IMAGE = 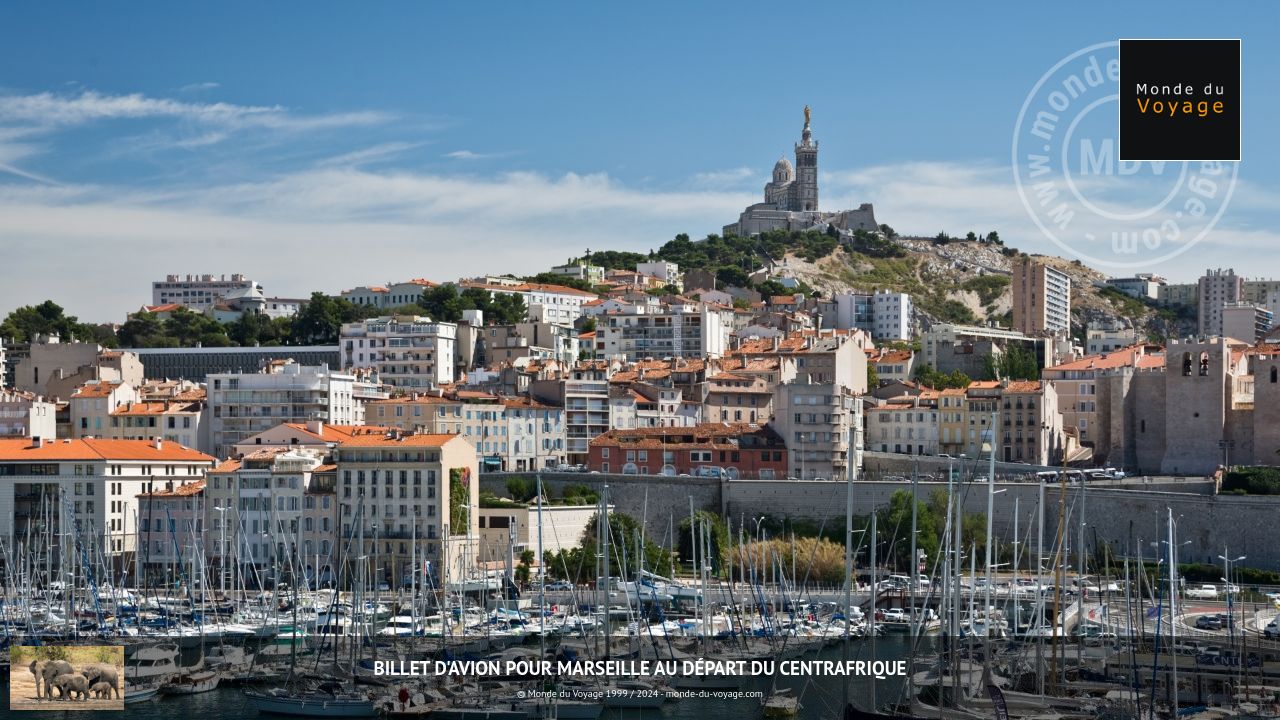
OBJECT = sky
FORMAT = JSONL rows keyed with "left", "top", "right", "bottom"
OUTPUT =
{"left": 1, "top": 2, "right": 1277, "bottom": 323}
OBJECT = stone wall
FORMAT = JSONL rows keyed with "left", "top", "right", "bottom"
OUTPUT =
{"left": 481, "top": 471, "right": 1272, "bottom": 568}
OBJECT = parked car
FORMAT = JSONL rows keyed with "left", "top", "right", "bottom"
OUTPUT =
{"left": 881, "top": 608, "right": 907, "bottom": 622}
{"left": 1195, "top": 615, "right": 1223, "bottom": 630}
{"left": 1264, "top": 618, "right": 1279, "bottom": 639}
{"left": 544, "top": 580, "right": 573, "bottom": 591}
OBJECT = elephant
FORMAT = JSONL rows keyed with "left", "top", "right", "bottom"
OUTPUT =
{"left": 81, "top": 664, "right": 122, "bottom": 699}
{"left": 91, "top": 681, "right": 114, "bottom": 699}
{"left": 29, "top": 660, "right": 75, "bottom": 701}
{"left": 53, "top": 672, "right": 90, "bottom": 701}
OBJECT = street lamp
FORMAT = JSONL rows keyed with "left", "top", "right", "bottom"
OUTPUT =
{"left": 1217, "top": 552, "right": 1246, "bottom": 646}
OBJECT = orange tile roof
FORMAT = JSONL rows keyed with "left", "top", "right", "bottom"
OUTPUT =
{"left": 142, "top": 303, "right": 183, "bottom": 313}
{"left": 111, "top": 401, "right": 200, "bottom": 416}
{"left": 279, "top": 423, "right": 396, "bottom": 442}
{"left": 1004, "top": 380, "right": 1043, "bottom": 393}
{"left": 139, "top": 479, "right": 206, "bottom": 498}
{"left": 209, "top": 458, "right": 243, "bottom": 473}
{"left": 0, "top": 438, "right": 213, "bottom": 462}
{"left": 875, "top": 350, "right": 913, "bottom": 364}
{"left": 1045, "top": 344, "right": 1165, "bottom": 373}
{"left": 337, "top": 432, "right": 458, "bottom": 448}
{"left": 313, "top": 463, "right": 338, "bottom": 473}
{"left": 72, "top": 382, "right": 122, "bottom": 399}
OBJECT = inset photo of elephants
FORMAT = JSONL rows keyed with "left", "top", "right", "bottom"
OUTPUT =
{"left": 10, "top": 645, "right": 124, "bottom": 711}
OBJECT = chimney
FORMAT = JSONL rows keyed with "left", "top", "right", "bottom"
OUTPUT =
{"left": 307, "top": 419, "right": 325, "bottom": 436}
{"left": 32, "top": 436, "right": 44, "bottom": 448}
{"left": 772, "top": 336, "right": 780, "bottom": 352}
{"left": 152, "top": 437, "right": 163, "bottom": 451}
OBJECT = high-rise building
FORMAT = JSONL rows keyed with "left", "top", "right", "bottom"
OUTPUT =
{"left": 1197, "top": 268, "right": 1244, "bottom": 337}
{"left": 1012, "top": 257, "right": 1071, "bottom": 336}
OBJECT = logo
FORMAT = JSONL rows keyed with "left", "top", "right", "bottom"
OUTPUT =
{"left": 1012, "top": 41, "right": 1237, "bottom": 269}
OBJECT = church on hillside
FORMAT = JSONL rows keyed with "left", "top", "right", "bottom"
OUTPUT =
{"left": 723, "top": 106, "right": 879, "bottom": 238}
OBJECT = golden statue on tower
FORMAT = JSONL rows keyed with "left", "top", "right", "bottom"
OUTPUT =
{"left": 804, "top": 105, "right": 811, "bottom": 125}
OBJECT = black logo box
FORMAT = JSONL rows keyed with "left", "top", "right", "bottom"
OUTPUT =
{"left": 1119, "top": 39, "right": 1240, "bottom": 162}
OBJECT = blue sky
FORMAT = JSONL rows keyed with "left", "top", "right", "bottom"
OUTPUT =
{"left": 1, "top": 2, "right": 1277, "bottom": 321}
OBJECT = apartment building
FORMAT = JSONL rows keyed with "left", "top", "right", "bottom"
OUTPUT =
{"left": 0, "top": 388, "right": 56, "bottom": 439}
{"left": 1012, "top": 257, "right": 1071, "bottom": 336}
{"left": 16, "top": 341, "right": 144, "bottom": 400}
{"left": 1198, "top": 268, "right": 1244, "bottom": 337}
{"left": 770, "top": 380, "right": 862, "bottom": 481}
{"left": 340, "top": 315, "right": 457, "bottom": 389}
{"left": 733, "top": 331, "right": 870, "bottom": 394}
{"left": 867, "top": 393, "right": 939, "bottom": 456}
{"left": 594, "top": 302, "right": 730, "bottom": 362}
{"left": 0, "top": 437, "right": 214, "bottom": 570}
{"left": 152, "top": 273, "right": 258, "bottom": 311}
{"left": 366, "top": 392, "right": 567, "bottom": 472}
{"left": 997, "top": 380, "right": 1063, "bottom": 465}
{"left": 530, "top": 364, "right": 612, "bottom": 465}
{"left": 1221, "top": 302, "right": 1273, "bottom": 343}
{"left": 458, "top": 321, "right": 579, "bottom": 370}
{"left": 703, "top": 372, "right": 773, "bottom": 424}
{"left": 334, "top": 431, "right": 478, "bottom": 588}
{"left": 339, "top": 279, "right": 438, "bottom": 309}
{"left": 587, "top": 423, "right": 787, "bottom": 479}
{"left": 208, "top": 362, "right": 364, "bottom": 458}
{"left": 135, "top": 479, "right": 206, "bottom": 583}
{"left": 204, "top": 448, "right": 329, "bottom": 587}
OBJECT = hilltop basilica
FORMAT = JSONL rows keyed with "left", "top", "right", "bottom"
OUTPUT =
{"left": 723, "top": 106, "right": 880, "bottom": 238}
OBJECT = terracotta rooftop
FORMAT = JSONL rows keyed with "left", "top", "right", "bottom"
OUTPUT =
{"left": 0, "top": 438, "right": 213, "bottom": 462}
{"left": 138, "top": 479, "right": 206, "bottom": 498}
{"left": 72, "top": 382, "right": 122, "bottom": 399}
{"left": 337, "top": 432, "right": 458, "bottom": 448}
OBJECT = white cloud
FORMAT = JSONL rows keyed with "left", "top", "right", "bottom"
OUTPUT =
{"left": 0, "top": 90, "right": 393, "bottom": 133}
{"left": 179, "top": 82, "right": 221, "bottom": 92}
{"left": 319, "top": 142, "right": 424, "bottom": 168}
{"left": 688, "top": 167, "right": 758, "bottom": 190}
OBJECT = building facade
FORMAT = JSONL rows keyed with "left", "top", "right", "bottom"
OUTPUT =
{"left": 340, "top": 315, "right": 458, "bottom": 389}
{"left": 152, "top": 274, "right": 258, "bottom": 311}
{"left": 1012, "top": 257, "right": 1071, "bottom": 336}
{"left": 208, "top": 362, "right": 363, "bottom": 458}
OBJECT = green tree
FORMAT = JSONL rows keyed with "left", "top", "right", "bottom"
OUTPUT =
{"left": 291, "top": 292, "right": 349, "bottom": 344}
{"left": 678, "top": 511, "right": 730, "bottom": 576}
{"left": 875, "top": 490, "right": 942, "bottom": 572}
{"left": 867, "top": 363, "right": 880, "bottom": 389}
{"left": 0, "top": 300, "right": 98, "bottom": 343}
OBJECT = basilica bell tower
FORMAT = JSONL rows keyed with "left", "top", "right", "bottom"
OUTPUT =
{"left": 793, "top": 105, "right": 819, "bottom": 212}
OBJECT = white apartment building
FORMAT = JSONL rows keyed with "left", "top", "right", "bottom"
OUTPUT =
{"left": 366, "top": 393, "right": 567, "bottom": 472}
{"left": 205, "top": 448, "right": 328, "bottom": 584}
{"left": 867, "top": 397, "right": 940, "bottom": 456}
{"left": 596, "top": 303, "right": 730, "bottom": 361}
{"left": 152, "top": 274, "right": 259, "bottom": 311}
{"left": 1085, "top": 322, "right": 1138, "bottom": 355}
{"left": 530, "top": 365, "right": 611, "bottom": 464}
{"left": 208, "top": 362, "right": 362, "bottom": 458}
{"left": 0, "top": 437, "right": 214, "bottom": 567}
{"left": 339, "top": 279, "right": 438, "bottom": 309}
{"left": 871, "top": 290, "right": 913, "bottom": 341}
{"left": 0, "top": 389, "right": 56, "bottom": 439}
{"left": 340, "top": 316, "right": 457, "bottom": 389}
{"left": 635, "top": 261, "right": 681, "bottom": 286}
